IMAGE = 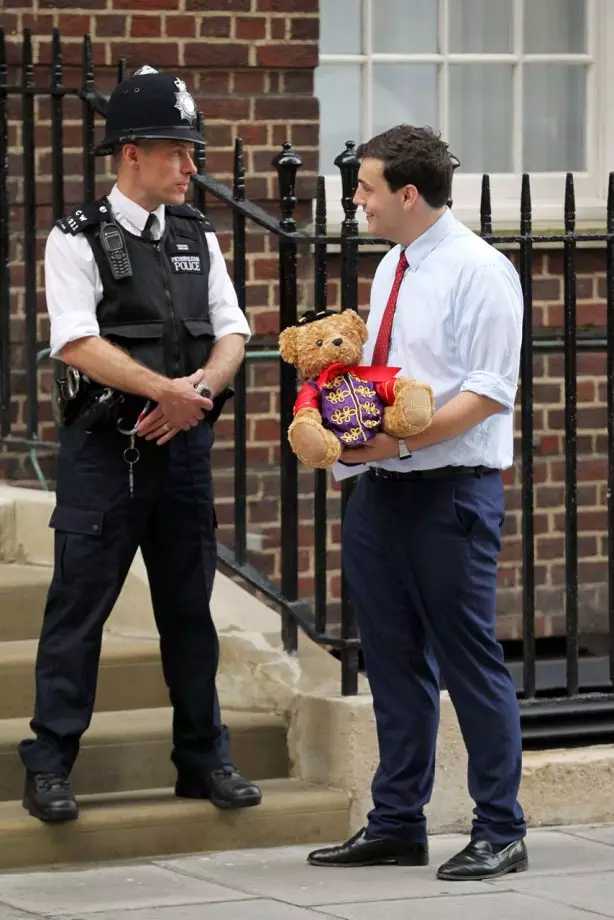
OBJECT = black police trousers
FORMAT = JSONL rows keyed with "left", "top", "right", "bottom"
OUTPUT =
{"left": 18, "top": 416, "right": 230, "bottom": 777}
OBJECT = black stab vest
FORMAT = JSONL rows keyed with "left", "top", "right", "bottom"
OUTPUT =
{"left": 56, "top": 199, "right": 215, "bottom": 378}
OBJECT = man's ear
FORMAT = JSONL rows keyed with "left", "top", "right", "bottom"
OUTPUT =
{"left": 402, "top": 184, "right": 419, "bottom": 208}
{"left": 341, "top": 309, "right": 369, "bottom": 345}
{"left": 279, "top": 326, "right": 299, "bottom": 364}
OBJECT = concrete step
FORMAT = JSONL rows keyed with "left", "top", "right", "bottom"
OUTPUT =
{"left": 0, "top": 708, "right": 290, "bottom": 801}
{"left": 0, "top": 780, "right": 349, "bottom": 871}
{"left": 0, "top": 636, "right": 168, "bottom": 720}
{"left": 0, "top": 565, "right": 50, "bottom": 641}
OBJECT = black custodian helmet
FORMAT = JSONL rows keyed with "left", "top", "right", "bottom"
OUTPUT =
{"left": 94, "top": 65, "right": 205, "bottom": 156}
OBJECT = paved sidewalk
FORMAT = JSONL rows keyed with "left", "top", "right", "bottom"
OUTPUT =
{"left": 1, "top": 825, "right": 614, "bottom": 918}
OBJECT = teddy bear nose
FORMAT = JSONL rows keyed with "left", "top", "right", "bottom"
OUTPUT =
{"left": 332, "top": 337, "right": 343, "bottom": 346}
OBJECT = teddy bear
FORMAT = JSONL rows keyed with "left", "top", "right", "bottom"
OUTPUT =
{"left": 278, "top": 308, "right": 435, "bottom": 469}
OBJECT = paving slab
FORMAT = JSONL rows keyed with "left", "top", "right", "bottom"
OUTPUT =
{"left": 0, "top": 864, "right": 253, "bottom": 916}
{"left": 157, "top": 843, "right": 485, "bottom": 906}
{"left": 0, "top": 908, "right": 43, "bottom": 920}
{"left": 557, "top": 823, "right": 614, "bottom": 847}
{"left": 56, "top": 903, "right": 326, "bottom": 920}
{"left": 488, "top": 870, "right": 614, "bottom": 917}
{"left": 314, "top": 891, "right": 603, "bottom": 920}
{"left": 487, "top": 828, "right": 614, "bottom": 877}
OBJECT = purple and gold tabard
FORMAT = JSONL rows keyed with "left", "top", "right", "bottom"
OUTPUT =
{"left": 321, "top": 373, "right": 384, "bottom": 445}
{"left": 294, "top": 362, "right": 401, "bottom": 447}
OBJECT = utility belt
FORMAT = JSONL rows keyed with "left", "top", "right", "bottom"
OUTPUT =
{"left": 52, "top": 360, "right": 232, "bottom": 433}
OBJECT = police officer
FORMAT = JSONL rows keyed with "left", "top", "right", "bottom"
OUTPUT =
{"left": 18, "top": 67, "right": 261, "bottom": 822}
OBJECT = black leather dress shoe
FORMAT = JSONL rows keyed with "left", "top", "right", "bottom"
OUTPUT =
{"left": 436, "top": 838, "right": 528, "bottom": 881}
{"left": 23, "top": 772, "right": 79, "bottom": 823}
{"left": 308, "top": 827, "right": 429, "bottom": 867}
{"left": 175, "top": 766, "right": 262, "bottom": 810}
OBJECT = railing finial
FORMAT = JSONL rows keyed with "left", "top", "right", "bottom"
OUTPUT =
{"left": 607, "top": 173, "right": 614, "bottom": 235}
{"left": 520, "top": 173, "right": 532, "bottom": 237}
{"left": 479, "top": 174, "right": 492, "bottom": 237}
{"left": 273, "top": 140, "right": 303, "bottom": 231}
{"left": 564, "top": 172, "right": 576, "bottom": 234}
{"left": 334, "top": 140, "right": 360, "bottom": 224}
{"left": 82, "top": 34, "right": 94, "bottom": 91}
{"left": 233, "top": 137, "right": 246, "bottom": 203}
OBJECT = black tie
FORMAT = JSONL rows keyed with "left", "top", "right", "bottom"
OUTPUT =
{"left": 142, "top": 213, "right": 156, "bottom": 241}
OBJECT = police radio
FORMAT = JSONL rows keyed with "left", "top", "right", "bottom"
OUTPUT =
{"left": 100, "top": 222, "right": 133, "bottom": 280}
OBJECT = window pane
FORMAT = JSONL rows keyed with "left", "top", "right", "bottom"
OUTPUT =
{"left": 372, "top": 65, "right": 438, "bottom": 138}
{"left": 449, "top": 0, "right": 513, "bottom": 53}
{"left": 372, "top": 0, "right": 438, "bottom": 54}
{"left": 449, "top": 65, "right": 513, "bottom": 172}
{"left": 316, "top": 64, "right": 363, "bottom": 172}
{"left": 320, "top": 0, "right": 362, "bottom": 54}
{"left": 523, "top": 64, "right": 586, "bottom": 171}
{"left": 524, "top": 0, "right": 586, "bottom": 53}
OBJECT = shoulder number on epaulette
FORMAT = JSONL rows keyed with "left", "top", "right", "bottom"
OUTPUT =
{"left": 55, "top": 199, "right": 110, "bottom": 235}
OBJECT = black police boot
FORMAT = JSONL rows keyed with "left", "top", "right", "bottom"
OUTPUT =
{"left": 175, "top": 765, "right": 262, "bottom": 810}
{"left": 23, "top": 771, "right": 79, "bottom": 823}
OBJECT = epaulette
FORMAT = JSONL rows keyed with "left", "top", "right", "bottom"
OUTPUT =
{"left": 167, "top": 203, "right": 215, "bottom": 232}
{"left": 55, "top": 199, "right": 110, "bottom": 235}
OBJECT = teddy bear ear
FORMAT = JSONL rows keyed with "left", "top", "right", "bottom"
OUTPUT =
{"left": 342, "top": 308, "right": 369, "bottom": 344}
{"left": 279, "top": 326, "right": 298, "bottom": 364}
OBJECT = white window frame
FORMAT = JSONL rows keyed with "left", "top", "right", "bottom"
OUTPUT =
{"left": 319, "top": 0, "right": 614, "bottom": 230}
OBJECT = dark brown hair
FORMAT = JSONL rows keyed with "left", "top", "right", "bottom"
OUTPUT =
{"left": 356, "top": 125, "right": 457, "bottom": 209}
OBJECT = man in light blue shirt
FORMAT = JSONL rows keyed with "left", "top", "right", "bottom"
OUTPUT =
{"left": 308, "top": 125, "right": 527, "bottom": 881}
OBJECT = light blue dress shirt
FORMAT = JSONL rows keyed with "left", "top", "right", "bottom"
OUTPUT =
{"left": 333, "top": 208, "right": 523, "bottom": 479}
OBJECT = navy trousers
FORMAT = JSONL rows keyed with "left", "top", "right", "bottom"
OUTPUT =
{"left": 343, "top": 469, "right": 525, "bottom": 846}
{"left": 19, "top": 416, "right": 230, "bottom": 777}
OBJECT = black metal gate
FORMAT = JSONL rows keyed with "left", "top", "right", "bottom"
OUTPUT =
{"left": 3, "top": 29, "right": 614, "bottom": 747}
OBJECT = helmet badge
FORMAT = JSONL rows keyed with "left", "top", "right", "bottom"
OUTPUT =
{"left": 134, "top": 64, "right": 158, "bottom": 76}
{"left": 174, "top": 78, "right": 197, "bottom": 124}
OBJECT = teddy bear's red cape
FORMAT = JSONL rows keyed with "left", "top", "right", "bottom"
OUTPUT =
{"left": 294, "top": 362, "right": 401, "bottom": 415}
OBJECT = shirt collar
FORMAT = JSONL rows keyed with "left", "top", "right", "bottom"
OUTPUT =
{"left": 402, "top": 208, "right": 456, "bottom": 271}
{"left": 108, "top": 184, "right": 166, "bottom": 238}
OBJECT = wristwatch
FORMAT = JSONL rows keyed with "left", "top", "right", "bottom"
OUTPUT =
{"left": 398, "top": 439, "right": 412, "bottom": 460}
{"left": 194, "top": 381, "right": 212, "bottom": 399}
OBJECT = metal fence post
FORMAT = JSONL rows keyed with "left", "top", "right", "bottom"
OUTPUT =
{"left": 273, "top": 141, "right": 302, "bottom": 655}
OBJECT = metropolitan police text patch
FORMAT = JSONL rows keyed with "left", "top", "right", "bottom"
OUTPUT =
{"left": 169, "top": 253, "right": 203, "bottom": 273}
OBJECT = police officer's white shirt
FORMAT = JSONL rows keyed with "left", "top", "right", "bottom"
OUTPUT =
{"left": 333, "top": 208, "right": 523, "bottom": 480}
{"left": 45, "top": 184, "right": 251, "bottom": 358}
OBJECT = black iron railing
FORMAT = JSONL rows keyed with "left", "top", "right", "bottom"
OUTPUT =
{"left": 3, "top": 29, "right": 614, "bottom": 745}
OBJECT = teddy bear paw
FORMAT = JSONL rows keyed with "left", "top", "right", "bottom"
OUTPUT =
{"left": 288, "top": 416, "right": 342, "bottom": 469}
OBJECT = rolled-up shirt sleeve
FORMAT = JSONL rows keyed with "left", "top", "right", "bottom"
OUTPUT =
{"left": 45, "top": 227, "right": 101, "bottom": 358}
{"left": 455, "top": 259, "right": 523, "bottom": 413}
{"left": 206, "top": 232, "right": 251, "bottom": 343}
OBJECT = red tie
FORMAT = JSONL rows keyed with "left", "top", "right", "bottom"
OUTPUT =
{"left": 371, "top": 251, "right": 408, "bottom": 366}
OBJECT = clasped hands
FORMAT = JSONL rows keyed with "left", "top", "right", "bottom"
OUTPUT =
{"left": 137, "top": 369, "right": 213, "bottom": 446}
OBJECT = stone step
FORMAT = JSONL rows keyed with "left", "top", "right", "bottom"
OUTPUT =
{"left": 0, "top": 708, "right": 290, "bottom": 801}
{"left": 0, "top": 636, "right": 168, "bottom": 720}
{"left": 0, "top": 780, "right": 349, "bottom": 871}
{"left": 0, "top": 565, "right": 50, "bottom": 641}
